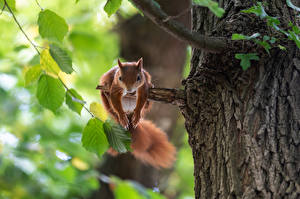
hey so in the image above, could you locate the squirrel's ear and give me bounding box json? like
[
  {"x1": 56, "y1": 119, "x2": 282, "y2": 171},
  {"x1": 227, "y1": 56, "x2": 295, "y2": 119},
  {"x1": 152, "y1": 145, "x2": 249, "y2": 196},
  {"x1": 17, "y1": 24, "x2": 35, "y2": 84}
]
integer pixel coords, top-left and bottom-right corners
[
  {"x1": 136, "y1": 57, "x2": 143, "y2": 70},
  {"x1": 117, "y1": 59, "x2": 123, "y2": 68}
]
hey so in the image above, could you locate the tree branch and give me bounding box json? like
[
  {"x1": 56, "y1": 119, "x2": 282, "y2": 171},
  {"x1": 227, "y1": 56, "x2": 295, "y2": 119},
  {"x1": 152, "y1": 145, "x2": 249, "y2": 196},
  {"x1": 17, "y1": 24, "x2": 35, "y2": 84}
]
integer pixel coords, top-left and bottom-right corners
[
  {"x1": 96, "y1": 85, "x2": 186, "y2": 107},
  {"x1": 130, "y1": 0, "x2": 227, "y2": 52}
]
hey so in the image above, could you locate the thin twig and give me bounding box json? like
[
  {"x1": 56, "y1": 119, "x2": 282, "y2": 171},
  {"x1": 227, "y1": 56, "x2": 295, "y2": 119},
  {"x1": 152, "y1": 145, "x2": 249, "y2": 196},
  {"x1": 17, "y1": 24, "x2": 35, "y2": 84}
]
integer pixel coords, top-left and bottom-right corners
[
  {"x1": 34, "y1": 0, "x2": 44, "y2": 10},
  {"x1": 4, "y1": 0, "x2": 40, "y2": 55},
  {"x1": 0, "y1": 3, "x2": 5, "y2": 15},
  {"x1": 130, "y1": 0, "x2": 227, "y2": 52},
  {"x1": 4, "y1": 0, "x2": 94, "y2": 117}
]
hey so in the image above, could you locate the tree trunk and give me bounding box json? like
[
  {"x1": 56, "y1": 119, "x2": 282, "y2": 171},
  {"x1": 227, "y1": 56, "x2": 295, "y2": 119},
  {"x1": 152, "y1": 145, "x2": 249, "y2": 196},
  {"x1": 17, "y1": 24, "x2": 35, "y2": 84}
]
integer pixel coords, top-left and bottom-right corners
[
  {"x1": 91, "y1": 1, "x2": 190, "y2": 198},
  {"x1": 182, "y1": 0, "x2": 300, "y2": 198}
]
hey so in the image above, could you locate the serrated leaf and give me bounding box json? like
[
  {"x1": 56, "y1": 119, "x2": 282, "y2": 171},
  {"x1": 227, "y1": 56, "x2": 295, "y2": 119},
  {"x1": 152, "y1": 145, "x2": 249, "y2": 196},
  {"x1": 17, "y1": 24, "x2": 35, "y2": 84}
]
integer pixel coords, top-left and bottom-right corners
[
  {"x1": 36, "y1": 74, "x2": 65, "y2": 112},
  {"x1": 81, "y1": 118, "x2": 109, "y2": 157},
  {"x1": 103, "y1": 121, "x2": 131, "y2": 153},
  {"x1": 286, "y1": 0, "x2": 300, "y2": 12},
  {"x1": 104, "y1": 0, "x2": 122, "y2": 17},
  {"x1": 90, "y1": 102, "x2": 108, "y2": 121},
  {"x1": 24, "y1": 65, "x2": 42, "y2": 87},
  {"x1": 66, "y1": 89, "x2": 84, "y2": 115},
  {"x1": 38, "y1": 9, "x2": 68, "y2": 42},
  {"x1": 0, "y1": 0, "x2": 16, "y2": 12},
  {"x1": 235, "y1": 53, "x2": 260, "y2": 71},
  {"x1": 193, "y1": 0, "x2": 224, "y2": 17},
  {"x1": 49, "y1": 44, "x2": 73, "y2": 74},
  {"x1": 40, "y1": 49, "x2": 61, "y2": 77}
]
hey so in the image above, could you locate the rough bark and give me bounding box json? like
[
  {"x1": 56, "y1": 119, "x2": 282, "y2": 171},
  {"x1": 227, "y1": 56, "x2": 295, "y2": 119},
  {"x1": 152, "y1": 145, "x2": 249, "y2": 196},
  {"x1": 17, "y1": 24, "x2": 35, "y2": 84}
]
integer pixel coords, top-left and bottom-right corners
[
  {"x1": 182, "y1": 0, "x2": 300, "y2": 198},
  {"x1": 91, "y1": 0, "x2": 190, "y2": 198}
]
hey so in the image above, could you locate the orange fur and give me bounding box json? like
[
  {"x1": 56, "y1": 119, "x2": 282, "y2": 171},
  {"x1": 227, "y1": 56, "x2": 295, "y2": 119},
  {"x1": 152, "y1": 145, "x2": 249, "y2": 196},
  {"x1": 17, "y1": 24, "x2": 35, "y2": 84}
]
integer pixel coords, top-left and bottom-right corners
[{"x1": 131, "y1": 120, "x2": 176, "y2": 169}]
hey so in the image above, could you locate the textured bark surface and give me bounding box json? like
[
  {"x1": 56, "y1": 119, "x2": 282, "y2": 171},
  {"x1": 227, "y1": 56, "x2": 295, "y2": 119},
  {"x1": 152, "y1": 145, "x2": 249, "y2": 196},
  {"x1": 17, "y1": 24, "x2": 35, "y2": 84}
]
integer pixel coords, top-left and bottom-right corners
[
  {"x1": 91, "y1": 0, "x2": 190, "y2": 198},
  {"x1": 182, "y1": 0, "x2": 300, "y2": 198}
]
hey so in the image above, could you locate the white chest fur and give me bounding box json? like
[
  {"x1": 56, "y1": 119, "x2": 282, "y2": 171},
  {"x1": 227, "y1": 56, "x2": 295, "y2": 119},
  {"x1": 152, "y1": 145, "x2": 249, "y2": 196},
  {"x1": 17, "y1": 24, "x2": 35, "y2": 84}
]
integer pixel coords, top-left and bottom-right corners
[{"x1": 122, "y1": 97, "x2": 136, "y2": 113}]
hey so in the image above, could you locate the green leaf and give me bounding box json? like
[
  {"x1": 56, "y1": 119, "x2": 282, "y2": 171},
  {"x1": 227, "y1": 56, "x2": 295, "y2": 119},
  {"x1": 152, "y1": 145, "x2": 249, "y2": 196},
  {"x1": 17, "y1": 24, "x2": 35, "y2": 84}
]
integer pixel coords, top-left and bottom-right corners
[
  {"x1": 111, "y1": 177, "x2": 166, "y2": 199},
  {"x1": 263, "y1": 35, "x2": 270, "y2": 41},
  {"x1": 104, "y1": 0, "x2": 122, "y2": 17},
  {"x1": 147, "y1": 190, "x2": 166, "y2": 199},
  {"x1": 38, "y1": 9, "x2": 68, "y2": 42},
  {"x1": 49, "y1": 44, "x2": 73, "y2": 74},
  {"x1": 270, "y1": 37, "x2": 277, "y2": 44},
  {"x1": 66, "y1": 89, "x2": 84, "y2": 115},
  {"x1": 292, "y1": 24, "x2": 300, "y2": 34},
  {"x1": 90, "y1": 102, "x2": 108, "y2": 121},
  {"x1": 286, "y1": 0, "x2": 300, "y2": 12},
  {"x1": 114, "y1": 181, "x2": 143, "y2": 199},
  {"x1": 36, "y1": 74, "x2": 65, "y2": 112},
  {"x1": 242, "y1": 2, "x2": 267, "y2": 19},
  {"x1": 266, "y1": 16, "x2": 281, "y2": 31},
  {"x1": 287, "y1": 30, "x2": 300, "y2": 48},
  {"x1": 232, "y1": 33, "x2": 260, "y2": 40},
  {"x1": 193, "y1": 0, "x2": 224, "y2": 17},
  {"x1": 29, "y1": 54, "x2": 40, "y2": 65},
  {"x1": 103, "y1": 121, "x2": 131, "y2": 153},
  {"x1": 24, "y1": 65, "x2": 42, "y2": 87},
  {"x1": 0, "y1": 0, "x2": 16, "y2": 12},
  {"x1": 232, "y1": 33, "x2": 246, "y2": 40},
  {"x1": 14, "y1": 45, "x2": 29, "y2": 52},
  {"x1": 81, "y1": 118, "x2": 109, "y2": 157},
  {"x1": 278, "y1": 45, "x2": 286, "y2": 50},
  {"x1": 235, "y1": 53, "x2": 260, "y2": 71},
  {"x1": 40, "y1": 49, "x2": 61, "y2": 77},
  {"x1": 255, "y1": 40, "x2": 271, "y2": 54}
]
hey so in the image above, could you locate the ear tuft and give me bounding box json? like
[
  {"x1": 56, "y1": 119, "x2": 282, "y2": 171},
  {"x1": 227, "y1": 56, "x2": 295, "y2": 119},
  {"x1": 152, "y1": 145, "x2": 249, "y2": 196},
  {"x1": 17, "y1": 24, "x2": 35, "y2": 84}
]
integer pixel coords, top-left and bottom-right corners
[
  {"x1": 117, "y1": 59, "x2": 123, "y2": 68},
  {"x1": 136, "y1": 57, "x2": 143, "y2": 69}
]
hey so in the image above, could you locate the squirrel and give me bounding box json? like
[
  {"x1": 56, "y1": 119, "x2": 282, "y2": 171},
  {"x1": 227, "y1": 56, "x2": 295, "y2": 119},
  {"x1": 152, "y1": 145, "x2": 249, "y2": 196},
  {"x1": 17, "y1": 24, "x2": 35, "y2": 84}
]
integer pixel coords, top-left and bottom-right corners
[{"x1": 99, "y1": 58, "x2": 176, "y2": 168}]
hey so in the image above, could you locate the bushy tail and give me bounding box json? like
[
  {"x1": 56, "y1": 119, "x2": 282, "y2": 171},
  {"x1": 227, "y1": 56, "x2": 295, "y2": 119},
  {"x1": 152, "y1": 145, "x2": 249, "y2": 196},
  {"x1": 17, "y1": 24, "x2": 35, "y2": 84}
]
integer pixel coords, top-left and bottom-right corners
[{"x1": 130, "y1": 120, "x2": 176, "y2": 169}]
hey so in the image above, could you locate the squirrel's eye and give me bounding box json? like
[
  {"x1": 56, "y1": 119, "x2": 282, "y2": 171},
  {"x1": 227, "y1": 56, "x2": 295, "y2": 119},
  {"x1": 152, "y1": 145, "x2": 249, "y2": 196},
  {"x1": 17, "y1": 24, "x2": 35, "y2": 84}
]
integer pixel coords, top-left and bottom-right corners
[
  {"x1": 137, "y1": 75, "x2": 141, "y2": 81},
  {"x1": 119, "y1": 76, "x2": 122, "y2": 81}
]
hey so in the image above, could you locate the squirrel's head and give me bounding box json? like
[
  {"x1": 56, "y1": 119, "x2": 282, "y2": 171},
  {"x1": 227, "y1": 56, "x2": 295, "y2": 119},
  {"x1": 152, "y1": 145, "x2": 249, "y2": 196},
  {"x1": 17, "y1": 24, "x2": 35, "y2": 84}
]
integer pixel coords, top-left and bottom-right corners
[{"x1": 117, "y1": 58, "x2": 145, "y2": 94}]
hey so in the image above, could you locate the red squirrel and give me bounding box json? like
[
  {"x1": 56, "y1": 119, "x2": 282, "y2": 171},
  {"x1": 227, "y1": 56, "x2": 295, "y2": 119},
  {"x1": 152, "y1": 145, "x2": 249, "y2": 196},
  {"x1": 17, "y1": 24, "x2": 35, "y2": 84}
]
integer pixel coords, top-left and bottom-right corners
[{"x1": 99, "y1": 58, "x2": 176, "y2": 168}]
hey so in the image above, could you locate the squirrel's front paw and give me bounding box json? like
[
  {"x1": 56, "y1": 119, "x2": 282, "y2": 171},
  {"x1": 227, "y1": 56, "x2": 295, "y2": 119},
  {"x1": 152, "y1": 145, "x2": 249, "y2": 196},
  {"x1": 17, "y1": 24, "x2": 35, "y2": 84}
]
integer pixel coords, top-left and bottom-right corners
[
  {"x1": 119, "y1": 114, "x2": 129, "y2": 130},
  {"x1": 132, "y1": 111, "x2": 141, "y2": 128}
]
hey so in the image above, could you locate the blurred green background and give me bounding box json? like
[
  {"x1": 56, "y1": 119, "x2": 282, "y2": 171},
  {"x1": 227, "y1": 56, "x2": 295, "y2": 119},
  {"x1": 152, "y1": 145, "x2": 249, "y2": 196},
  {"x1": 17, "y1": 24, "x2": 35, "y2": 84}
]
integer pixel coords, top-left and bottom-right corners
[{"x1": 0, "y1": 0, "x2": 193, "y2": 198}]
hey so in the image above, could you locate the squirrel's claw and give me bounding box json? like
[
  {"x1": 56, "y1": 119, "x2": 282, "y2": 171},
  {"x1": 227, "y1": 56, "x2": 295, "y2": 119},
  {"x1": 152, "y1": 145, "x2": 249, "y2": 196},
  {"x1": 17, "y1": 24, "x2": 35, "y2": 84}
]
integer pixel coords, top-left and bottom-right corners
[
  {"x1": 119, "y1": 114, "x2": 129, "y2": 130},
  {"x1": 132, "y1": 111, "x2": 141, "y2": 129}
]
